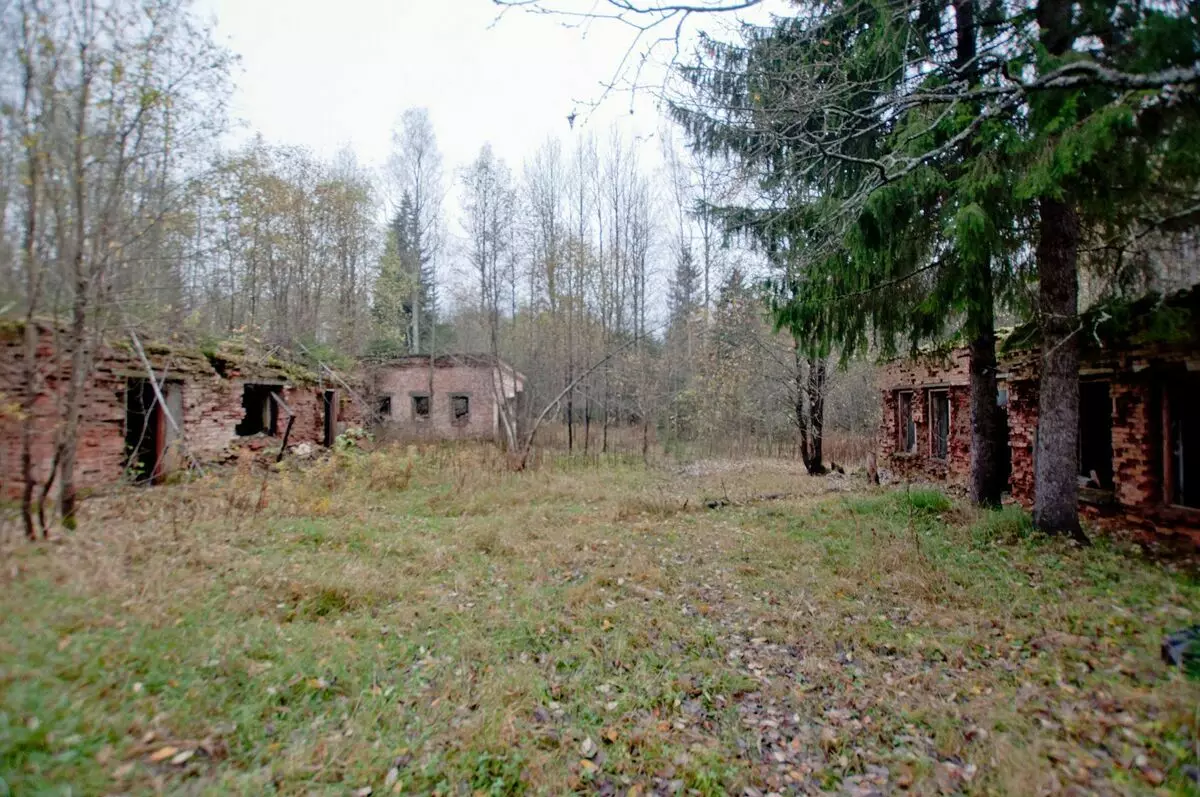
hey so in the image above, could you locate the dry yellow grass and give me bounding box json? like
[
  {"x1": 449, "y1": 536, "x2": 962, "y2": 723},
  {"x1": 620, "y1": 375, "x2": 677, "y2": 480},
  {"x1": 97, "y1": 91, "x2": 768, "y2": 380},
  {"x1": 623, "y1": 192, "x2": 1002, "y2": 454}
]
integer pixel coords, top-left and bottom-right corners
[{"x1": 1, "y1": 445, "x2": 1197, "y2": 795}]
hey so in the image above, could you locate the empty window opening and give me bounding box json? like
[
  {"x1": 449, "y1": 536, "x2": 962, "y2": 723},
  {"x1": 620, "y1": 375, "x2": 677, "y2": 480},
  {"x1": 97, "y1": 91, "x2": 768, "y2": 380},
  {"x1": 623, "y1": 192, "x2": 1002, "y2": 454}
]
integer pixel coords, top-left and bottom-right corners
[
  {"x1": 896, "y1": 391, "x2": 916, "y2": 453},
  {"x1": 451, "y1": 394, "x2": 470, "y2": 425},
  {"x1": 1168, "y1": 375, "x2": 1199, "y2": 508},
  {"x1": 236, "y1": 384, "x2": 281, "y2": 436},
  {"x1": 377, "y1": 395, "x2": 392, "y2": 418},
  {"x1": 412, "y1": 394, "x2": 430, "y2": 420},
  {"x1": 1079, "y1": 381, "x2": 1114, "y2": 490},
  {"x1": 929, "y1": 390, "x2": 950, "y2": 461},
  {"x1": 124, "y1": 379, "x2": 181, "y2": 484}
]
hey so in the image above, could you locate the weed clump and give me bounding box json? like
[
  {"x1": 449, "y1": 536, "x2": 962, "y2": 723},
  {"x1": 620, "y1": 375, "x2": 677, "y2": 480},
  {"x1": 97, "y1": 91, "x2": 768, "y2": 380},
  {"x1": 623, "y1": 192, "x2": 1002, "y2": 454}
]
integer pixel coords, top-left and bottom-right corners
[{"x1": 972, "y1": 505, "x2": 1035, "y2": 544}]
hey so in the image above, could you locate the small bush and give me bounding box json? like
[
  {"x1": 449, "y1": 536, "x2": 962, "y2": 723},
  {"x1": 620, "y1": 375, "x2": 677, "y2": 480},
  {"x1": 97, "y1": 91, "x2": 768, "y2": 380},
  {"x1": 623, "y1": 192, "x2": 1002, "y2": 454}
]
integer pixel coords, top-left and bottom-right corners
[
  {"x1": 290, "y1": 584, "x2": 354, "y2": 619},
  {"x1": 366, "y1": 455, "x2": 413, "y2": 492}
]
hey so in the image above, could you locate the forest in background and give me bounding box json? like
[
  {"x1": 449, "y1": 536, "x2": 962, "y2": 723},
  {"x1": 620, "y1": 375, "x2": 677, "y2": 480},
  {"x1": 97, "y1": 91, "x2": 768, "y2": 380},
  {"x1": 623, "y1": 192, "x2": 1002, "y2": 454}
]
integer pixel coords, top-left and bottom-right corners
[
  {"x1": 0, "y1": 0, "x2": 879, "y2": 502},
  {"x1": 2, "y1": 0, "x2": 1197, "y2": 536}
]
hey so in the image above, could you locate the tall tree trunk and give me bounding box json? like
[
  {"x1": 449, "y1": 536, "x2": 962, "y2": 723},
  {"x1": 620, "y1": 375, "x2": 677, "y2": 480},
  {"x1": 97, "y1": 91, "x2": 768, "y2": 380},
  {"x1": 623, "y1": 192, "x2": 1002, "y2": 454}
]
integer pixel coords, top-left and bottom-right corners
[
  {"x1": 59, "y1": 69, "x2": 92, "y2": 530},
  {"x1": 953, "y1": 0, "x2": 1005, "y2": 507},
  {"x1": 1033, "y1": 0, "x2": 1085, "y2": 539},
  {"x1": 58, "y1": 280, "x2": 90, "y2": 529},
  {"x1": 1033, "y1": 198, "x2": 1084, "y2": 537},
  {"x1": 19, "y1": 36, "x2": 40, "y2": 540},
  {"x1": 968, "y1": 330, "x2": 1003, "y2": 505},
  {"x1": 968, "y1": 268, "x2": 1004, "y2": 506},
  {"x1": 804, "y1": 355, "x2": 827, "y2": 475}
]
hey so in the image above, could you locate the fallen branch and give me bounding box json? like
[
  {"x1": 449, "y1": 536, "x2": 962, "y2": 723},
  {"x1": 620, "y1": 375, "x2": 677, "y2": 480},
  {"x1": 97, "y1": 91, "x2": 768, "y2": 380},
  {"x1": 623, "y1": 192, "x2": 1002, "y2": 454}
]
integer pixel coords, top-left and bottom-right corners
[
  {"x1": 128, "y1": 329, "x2": 206, "y2": 478},
  {"x1": 704, "y1": 492, "x2": 789, "y2": 510}
]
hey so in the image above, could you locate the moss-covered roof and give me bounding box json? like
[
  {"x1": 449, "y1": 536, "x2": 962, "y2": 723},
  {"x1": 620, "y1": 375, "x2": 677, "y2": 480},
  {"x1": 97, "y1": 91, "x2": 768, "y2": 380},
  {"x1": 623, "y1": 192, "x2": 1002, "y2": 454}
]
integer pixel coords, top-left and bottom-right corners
[
  {"x1": 1002, "y1": 284, "x2": 1200, "y2": 355},
  {"x1": 0, "y1": 315, "x2": 323, "y2": 384}
]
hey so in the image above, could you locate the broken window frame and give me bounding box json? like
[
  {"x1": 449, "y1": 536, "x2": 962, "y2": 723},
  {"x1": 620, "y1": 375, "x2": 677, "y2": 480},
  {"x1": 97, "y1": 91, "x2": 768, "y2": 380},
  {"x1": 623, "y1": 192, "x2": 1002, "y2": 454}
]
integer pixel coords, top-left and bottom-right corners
[
  {"x1": 1164, "y1": 374, "x2": 1199, "y2": 510},
  {"x1": 377, "y1": 395, "x2": 393, "y2": 418},
  {"x1": 450, "y1": 393, "x2": 471, "y2": 426},
  {"x1": 411, "y1": 392, "x2": 431, "y2": 421},
  {"x1": 1078, "y1": 380, "x2": 1114, "y2": 492},
  {"x1": 896, "y1": 390, "x2": 917, "y2": 454},
  {"x1": 124, "y1": 377, "x2": 183, "y2": 484},
  {"x1": 236, "y1": 383, "x2": 283, "y2": 437},
  {"x1": 928, "y1": 389, "x2": 950, "y2": 462}
]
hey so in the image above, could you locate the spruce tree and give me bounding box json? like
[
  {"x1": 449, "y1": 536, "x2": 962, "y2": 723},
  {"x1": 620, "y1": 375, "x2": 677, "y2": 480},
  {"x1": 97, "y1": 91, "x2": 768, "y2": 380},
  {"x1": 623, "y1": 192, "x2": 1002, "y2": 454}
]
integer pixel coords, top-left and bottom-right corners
[
  {"x1": 668, "y1": 244, "x2": 701, "y2": 328},
  {"x1": 671, "y1": 0, "x2": 1199, "y2": 527}
]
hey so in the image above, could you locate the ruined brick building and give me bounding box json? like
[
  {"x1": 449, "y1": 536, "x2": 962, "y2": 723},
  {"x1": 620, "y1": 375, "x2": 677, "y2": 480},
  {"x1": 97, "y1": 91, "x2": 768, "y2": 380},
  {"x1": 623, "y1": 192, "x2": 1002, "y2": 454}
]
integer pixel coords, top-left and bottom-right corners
[
  {"x1": 0, "y1": 322, "x2": 363, "y2": 498},
  {"x1": 878, "y1": 285, "x2": 1200, "y2": 527},
  {"x1": 368, "y1": 354, "x2": 525, "y2": 442},
  {"x1": 0, "y1": 331, "x2": 527, "y2": 499}
]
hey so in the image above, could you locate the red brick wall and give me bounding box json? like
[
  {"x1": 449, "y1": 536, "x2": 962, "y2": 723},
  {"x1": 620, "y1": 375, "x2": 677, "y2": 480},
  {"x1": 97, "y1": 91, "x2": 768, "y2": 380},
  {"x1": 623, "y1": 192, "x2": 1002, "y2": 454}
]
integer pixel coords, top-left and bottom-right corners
[
  {"x1": 1006, "y1": 378, "x2": 1038, "y2": 507},
  {"x1": 877, "y1": 349, "x2": 972, "y2": 485},
  {"x1": 0, "y1": 325, "x2": 350, "y2": 499},
  {"x1": 1111, "y1": 381, "x2": 1160, "y2": 510},
  {"x1": 372, "y1": 362, "x2": 501, "y2": 441}
]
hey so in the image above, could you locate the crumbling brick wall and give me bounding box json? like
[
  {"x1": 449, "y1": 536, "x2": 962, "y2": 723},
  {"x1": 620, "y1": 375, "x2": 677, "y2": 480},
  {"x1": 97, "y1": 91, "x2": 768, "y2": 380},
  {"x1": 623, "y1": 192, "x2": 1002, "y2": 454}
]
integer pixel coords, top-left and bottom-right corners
[
  {"x1": 1005, "y1": 377, "x2": 1038, "y2": 507},
  {"x1": 888, "y1": 337, "x2": 1199, "y2": 531},
  {"x1": 0, "y1": 323, "x2": 357, "y2": 499},
  {"x1": 372, "y1": 359, "x2": 503, "y2": 441},
  {"x1": 877, "y1": 348, "x2": 973, "y2": 486},
  {"x1": 1111, "y1": 380, "x2": 1159, "y2": 510}
]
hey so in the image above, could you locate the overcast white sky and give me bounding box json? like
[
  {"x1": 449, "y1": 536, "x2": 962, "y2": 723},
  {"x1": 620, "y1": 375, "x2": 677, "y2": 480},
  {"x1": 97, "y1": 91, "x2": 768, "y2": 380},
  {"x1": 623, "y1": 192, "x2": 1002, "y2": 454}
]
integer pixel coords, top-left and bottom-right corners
[
  {"x1": 197, "y1": 0, "x2": 778, "y2": 308},
  {"x1": 202, "y1": 0, "x2": 683, "y2": 174}
]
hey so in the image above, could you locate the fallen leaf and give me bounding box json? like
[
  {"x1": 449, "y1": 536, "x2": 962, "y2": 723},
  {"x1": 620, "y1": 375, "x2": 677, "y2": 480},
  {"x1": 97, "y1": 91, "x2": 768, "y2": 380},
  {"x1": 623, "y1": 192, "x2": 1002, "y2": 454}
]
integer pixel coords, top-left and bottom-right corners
[
  {"x1": 170, "y1": 749, "x2": 195, "y2": 766},
  {"x1": 579, "y1": 759, "x2": 597, "y2": 773},
  {"x1": 1141, "y1": 768, "x2": 1165, "y2": 786},
  {"x1": 385, "y1": 766, "x2": 399, "y2": 787},
  {"x1": 580, "y1": 736, "x2": 598, "y2": 758},
  {"x1": 149, "y1": 746, "x2": 179, "y2": 763},
  {"x1": 602, "y1": 727, "x2": 619, "y2": 743}
]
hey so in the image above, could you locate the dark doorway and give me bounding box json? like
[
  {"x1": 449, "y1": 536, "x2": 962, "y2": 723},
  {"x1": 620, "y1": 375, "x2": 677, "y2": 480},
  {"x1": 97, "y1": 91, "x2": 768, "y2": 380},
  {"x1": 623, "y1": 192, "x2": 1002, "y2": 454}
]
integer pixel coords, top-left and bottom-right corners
[
  {"x1": 125, "y1": 379, "x2": 182, "y2": 484},
  {"x1": 125, "y1": 379, "x2": 160, "y2": 483},
  {"x1": 236, "y1": 384, "x2": 281, "y2": 436},
  {"x1": 1079, "y1": 381, "x2": 1114, "y2": 490},
  {"x1": 323, "y1": 390, "x2": 336, "y2": 447},
  {"x1": 1168, "y1": 374, "x2": 1200, "y2": 508}
]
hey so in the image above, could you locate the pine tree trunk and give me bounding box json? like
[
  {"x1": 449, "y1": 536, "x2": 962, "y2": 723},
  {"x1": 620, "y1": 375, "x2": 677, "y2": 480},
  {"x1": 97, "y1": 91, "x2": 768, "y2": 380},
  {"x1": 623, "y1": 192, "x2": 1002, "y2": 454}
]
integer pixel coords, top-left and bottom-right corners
[
  {"x1": 1032, "y1": 0, "x2": 1086, "y2": 540},
  {"x1": 968, "y1": 332, "x2": 1003, "y2": 506},
  {"x1": 967, "y1": 273, "x2": 1003, "y2": 506},
  {"x1": 805, "y1": 356, "x2": 827, "y2": 475},
  {"x1": 1033, "y1": 198, "x2": 1085, "y2": 538}
]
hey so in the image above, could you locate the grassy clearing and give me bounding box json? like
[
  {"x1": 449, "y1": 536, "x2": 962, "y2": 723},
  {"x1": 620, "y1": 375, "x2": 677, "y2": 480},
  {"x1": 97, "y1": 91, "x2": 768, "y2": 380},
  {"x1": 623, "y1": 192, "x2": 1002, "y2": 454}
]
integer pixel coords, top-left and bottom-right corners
[{"x1": 1, "y1": 447, "x2": 1198, "y2": 795}]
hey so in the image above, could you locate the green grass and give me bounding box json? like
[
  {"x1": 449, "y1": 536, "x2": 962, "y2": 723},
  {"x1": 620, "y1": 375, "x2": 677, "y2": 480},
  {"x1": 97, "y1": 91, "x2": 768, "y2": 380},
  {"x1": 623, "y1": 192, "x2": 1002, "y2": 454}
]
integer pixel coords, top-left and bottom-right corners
[{"x1": 1, "y1": 447, "x2": 1198, "y2": 795}]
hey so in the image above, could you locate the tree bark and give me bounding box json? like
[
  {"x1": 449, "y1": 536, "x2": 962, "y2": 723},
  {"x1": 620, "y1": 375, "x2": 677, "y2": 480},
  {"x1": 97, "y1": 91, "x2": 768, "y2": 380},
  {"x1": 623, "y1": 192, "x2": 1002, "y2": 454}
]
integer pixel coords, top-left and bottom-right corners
[
  {"x1": 967, "y1": 271, "x2": 1004, "y2": 506},
  {"x1": 1032, "y1": 0, "x2": 1086, "y2": 539},
  {"x1": 1033, "y1": 197, "x2": 1085, "y2": 538},
  {"x1": 58, "y1": 65, "x2": 93, "y2": 530},
  {"x1": 804, "y1": 356, "x2": 827, "y2": 475},
  {"x1": 19, "y1": 31, "x2": 40, "y2": 540},
  {"x1": 968, "y1": 330, "x2": 1003, "y2": 505}
]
